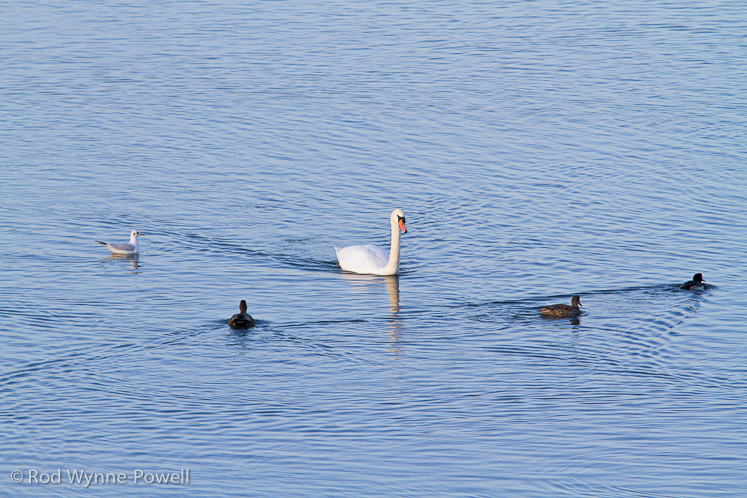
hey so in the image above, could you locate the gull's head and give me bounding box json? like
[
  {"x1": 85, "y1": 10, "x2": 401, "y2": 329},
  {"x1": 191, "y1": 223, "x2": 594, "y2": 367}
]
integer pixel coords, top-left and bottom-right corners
[
  {"x1": 131, "y1": 230, "x2": 144, "y2": 238},
  {"x1": 391, "y1": 209, "x2": 407, "y2": 234}
]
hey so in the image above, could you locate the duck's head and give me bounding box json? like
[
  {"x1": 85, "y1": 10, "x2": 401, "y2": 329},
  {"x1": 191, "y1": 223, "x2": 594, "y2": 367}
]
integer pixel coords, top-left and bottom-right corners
[
  {"x1": 571, "y1": 295, "x2": 582, "y2": 308},
  {"x1": 239, "y1": 300, "x2": 247, "y2": 314},
  {"x1": 391, "y1": 209, "x2": 407, "y2": 234},
  {"x1": 693, "y1": 273, "x2": 704, "y2": 283}
]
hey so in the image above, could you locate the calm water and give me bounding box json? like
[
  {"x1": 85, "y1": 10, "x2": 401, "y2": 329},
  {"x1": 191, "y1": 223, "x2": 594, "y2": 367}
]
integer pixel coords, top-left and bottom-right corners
[{"x1": 2, "y1": 1, "x2": 747, "y2": 496}]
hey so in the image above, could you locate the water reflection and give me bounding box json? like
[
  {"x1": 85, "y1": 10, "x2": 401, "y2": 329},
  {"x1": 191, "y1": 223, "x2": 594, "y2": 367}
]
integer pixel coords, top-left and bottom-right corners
[
  {"x1": 539, "y1": 313, "x2": 581, "y2": 326},
  {"x1": 103, "y1": 253, "x2": 141, "y2": 272},
  {"x1": 339, "y1": 273, "x2": 402, "y2": 347},
  {"x1": 384, "y1": 275, "x2": 400, "y2": 315}
]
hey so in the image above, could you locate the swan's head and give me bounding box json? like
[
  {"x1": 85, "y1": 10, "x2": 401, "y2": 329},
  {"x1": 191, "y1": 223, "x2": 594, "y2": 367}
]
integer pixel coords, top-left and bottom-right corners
[
  {"x1": 391, "y1": 209, "x2": 407, "y2": 234},
  {"x1": 571, "y1": 295, "x2": 582, "y2": 308}
]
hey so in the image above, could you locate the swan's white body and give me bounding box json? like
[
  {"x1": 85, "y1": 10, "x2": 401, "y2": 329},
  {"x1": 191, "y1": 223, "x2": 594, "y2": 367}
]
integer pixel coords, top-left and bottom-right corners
[
  {"x1": 97, "y1": 230, "x2": 143, "y2": 255},
  {"x1": 335, "y1": 209, "x2": 407, "y2": 276}
]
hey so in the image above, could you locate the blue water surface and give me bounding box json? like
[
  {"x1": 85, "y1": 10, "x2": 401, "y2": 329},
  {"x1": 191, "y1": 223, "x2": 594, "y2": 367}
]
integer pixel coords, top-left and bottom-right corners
[{"x1": 1, "y1": 1, "x2": 746, "y2": 496}]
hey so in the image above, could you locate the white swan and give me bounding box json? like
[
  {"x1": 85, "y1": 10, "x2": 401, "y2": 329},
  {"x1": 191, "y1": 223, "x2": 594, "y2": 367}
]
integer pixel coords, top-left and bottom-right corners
[{"x1": 335, "y1": 209, "x2": 407, "y2": 275}]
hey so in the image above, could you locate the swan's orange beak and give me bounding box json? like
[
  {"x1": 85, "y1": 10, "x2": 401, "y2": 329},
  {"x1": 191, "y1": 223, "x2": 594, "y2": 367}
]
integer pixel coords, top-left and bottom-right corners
[{"x1": 399, "y1": 219, "x2": 407, "y2": 233}]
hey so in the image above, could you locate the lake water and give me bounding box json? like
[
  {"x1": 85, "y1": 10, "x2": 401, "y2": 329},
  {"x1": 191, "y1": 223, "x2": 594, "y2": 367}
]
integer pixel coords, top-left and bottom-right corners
[{"x1": 2, "y1": 1, "x2": 746, "y2": 496}]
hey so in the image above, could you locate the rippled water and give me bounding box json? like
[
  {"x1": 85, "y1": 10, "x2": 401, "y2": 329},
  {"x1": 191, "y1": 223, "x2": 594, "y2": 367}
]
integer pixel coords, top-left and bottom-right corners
[{"x1": 2, "y1": 1, "x2": 746, "y2": 496}]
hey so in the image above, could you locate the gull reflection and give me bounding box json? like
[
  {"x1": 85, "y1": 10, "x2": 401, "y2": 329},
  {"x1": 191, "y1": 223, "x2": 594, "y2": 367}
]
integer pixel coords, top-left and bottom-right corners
[
  {"x1": 103, "y1": 253, "x2": 141, "y2": 271},
  {"x1": 339, "y1": 273, "x2": 402, "y2": 349}
]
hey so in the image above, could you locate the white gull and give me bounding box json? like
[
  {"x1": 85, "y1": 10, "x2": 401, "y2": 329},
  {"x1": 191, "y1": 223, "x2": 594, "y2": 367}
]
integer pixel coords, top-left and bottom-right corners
[{"x1": 96, "y1": 230, "x2": 144, "y2": 255}]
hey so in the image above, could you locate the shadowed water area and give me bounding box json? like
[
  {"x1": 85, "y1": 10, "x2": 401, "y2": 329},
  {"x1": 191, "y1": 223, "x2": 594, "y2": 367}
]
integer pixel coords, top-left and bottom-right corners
[{"x1": 1, "y1": 1, "x2": 746, "y2": 496}]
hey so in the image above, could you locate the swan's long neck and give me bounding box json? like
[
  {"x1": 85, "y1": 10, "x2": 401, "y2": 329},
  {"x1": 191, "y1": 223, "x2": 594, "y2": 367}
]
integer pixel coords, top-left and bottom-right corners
[{"x1": 383, "y1": 220, "x2": 401, "y2": 275}]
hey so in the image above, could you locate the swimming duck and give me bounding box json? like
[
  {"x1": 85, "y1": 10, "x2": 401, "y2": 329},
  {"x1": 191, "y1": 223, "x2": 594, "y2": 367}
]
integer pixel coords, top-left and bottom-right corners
[
  {"x1": 540, "y1": 295, "x2": 582, "y2": 317},
  {"x1": 681, "y1": 273, "x2": 706, "y2": 290},
  {"x1": 228, "y1": 300, "x2": 255, "y2": 329},
  {"x1": 97, "y1": 230, "x2": 144, "y2": 255}
]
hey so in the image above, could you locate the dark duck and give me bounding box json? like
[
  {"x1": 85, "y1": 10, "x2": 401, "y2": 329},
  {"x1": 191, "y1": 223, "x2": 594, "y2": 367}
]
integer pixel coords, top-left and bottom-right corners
[
  {"x1": 228, "y1": 300, "x2": 255, "y2": 329},
  {"x1": 541, "y1": 295, "x2": 582, "y2": 317},
  {"x1": 681, "y1": 273, "x2": 706, "y2": 290}
]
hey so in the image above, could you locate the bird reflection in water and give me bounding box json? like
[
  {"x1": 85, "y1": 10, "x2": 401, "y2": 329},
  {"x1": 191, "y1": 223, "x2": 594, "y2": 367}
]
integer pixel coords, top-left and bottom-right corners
[
  {"x1": 339, "y1": 273, "x2": 402, "y2": 352},
  {"x1": 104, "y1": 253, "x2": 141, "y2": 272}
]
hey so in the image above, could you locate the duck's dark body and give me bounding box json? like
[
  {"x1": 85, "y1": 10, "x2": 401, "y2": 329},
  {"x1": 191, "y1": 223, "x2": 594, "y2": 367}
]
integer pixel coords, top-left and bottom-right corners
[
  {"x1": 229, "y1": 300, "x2": 255, "y2": 329},
  {"x1": 681, "y1": 273, "x2": 705, "y2": 290},
  {"x1": 229, "y1": 313, "x2": 255, "y2": 329},
  {"x1": 541, "y1": 295, "x2": 582, "y2": 317}
]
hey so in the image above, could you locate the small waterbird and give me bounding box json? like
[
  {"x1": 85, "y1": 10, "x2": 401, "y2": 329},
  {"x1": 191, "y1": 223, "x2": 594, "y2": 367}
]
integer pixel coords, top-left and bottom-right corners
[
  {"x1": 96, "y1": 230, "x2": 143, "y2": 255},
  {"x1": 229, "y1": 300, "x2": 256, "y2": 329},
  {"x1": 540, "y1": 295, "x2": 583, "y2": 317}
]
